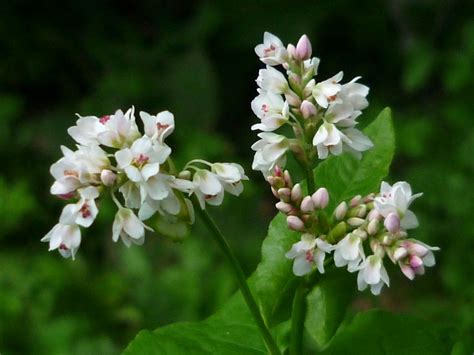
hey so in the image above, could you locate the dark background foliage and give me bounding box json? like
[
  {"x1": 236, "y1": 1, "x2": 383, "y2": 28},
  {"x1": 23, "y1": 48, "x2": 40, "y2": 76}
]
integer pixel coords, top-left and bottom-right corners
[{"x1": 0, "y1": 0, "x2": 472, "y2": 353}]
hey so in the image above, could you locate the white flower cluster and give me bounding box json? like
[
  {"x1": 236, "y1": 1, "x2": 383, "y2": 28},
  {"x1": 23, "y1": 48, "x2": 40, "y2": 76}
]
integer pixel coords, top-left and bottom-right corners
[
  {"x1": 282, "y1": 178, "x2": 438, "y2": 295},
  {"x1": 251, "y1": 32, "x2": 373, "y2": 175},
  {"x1": 43, "y1": 108, "x2": 247, "y2": 259}
]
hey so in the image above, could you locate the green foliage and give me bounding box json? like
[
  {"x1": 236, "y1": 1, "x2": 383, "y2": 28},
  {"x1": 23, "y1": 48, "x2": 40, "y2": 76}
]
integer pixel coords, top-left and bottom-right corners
[{"x1": 320, "y1": 310, "x2": 453, "y2": 355}]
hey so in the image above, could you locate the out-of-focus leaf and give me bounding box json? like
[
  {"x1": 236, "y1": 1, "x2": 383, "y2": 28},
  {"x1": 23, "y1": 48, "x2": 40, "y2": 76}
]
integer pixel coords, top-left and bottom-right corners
[{"x1": 320, "y1": 310, "x2": 453, "y2": 354}]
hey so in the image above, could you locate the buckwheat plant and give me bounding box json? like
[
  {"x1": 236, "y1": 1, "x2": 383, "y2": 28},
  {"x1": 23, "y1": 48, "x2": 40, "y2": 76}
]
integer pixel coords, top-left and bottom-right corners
[{"x1": 43, "y1": 32, "x2": 444, "y2": 355}]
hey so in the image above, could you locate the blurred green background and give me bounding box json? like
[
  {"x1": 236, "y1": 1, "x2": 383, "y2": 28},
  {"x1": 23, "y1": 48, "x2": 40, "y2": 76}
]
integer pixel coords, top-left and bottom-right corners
[{"x1": 0, "y1": 1, "x2": 473, "y2": 353}]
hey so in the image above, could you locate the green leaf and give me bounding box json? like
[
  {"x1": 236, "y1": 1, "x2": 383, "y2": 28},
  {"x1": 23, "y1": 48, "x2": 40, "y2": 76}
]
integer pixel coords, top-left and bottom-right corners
[
  {"x1": 315, "y1": 107, "x2": 395, "y2": 212},
  {"x1": 304, "y1": 268, "x2": 354, "y2": 350},
  {"x1": 255, "y1": 213, "x2": 300, "y2": 325},
  {"x1": 320, "y1": 310, "x2": 453, "y2": 355}
]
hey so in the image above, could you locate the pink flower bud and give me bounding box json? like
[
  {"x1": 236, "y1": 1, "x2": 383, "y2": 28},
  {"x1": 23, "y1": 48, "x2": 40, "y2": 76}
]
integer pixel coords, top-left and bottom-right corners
[
  {"x1": 278, "y1": 187, "x2": 291, "y2": 202},
  {"x1": 285, "y1": 91, "x2": 302, "y2": 107},
  {"x1": 287, "y1": 215, "x2": 305, "y2": 231},
  {"x1": 295, "y1": 34, "x2": 312, "y2": 60},
  {"x1": 300, "y1": 100, "x2": 316, "y2": 119},
  {"x1": 367, "y1": 219, "x2": 379, "y2": 235},
  {"x1": 384, "y1": 212, "x2": 400, "y2": 233},
  {"x1": 291, "y1": 184, "x2": 303, "y2": 203},
  {"x1": 393, "y1": 247, "x2": 408, "y2": 261},
  {"x1": 276, "y1": 201, "x2": 293, "y2": 214},
  {"x1": 409, "y1": 255, "x2": 423, "y2": 269},
  {"x1": 274, "y1": 165, "x2": 283, "y2": 177},
  {"x1": 271, "y1": 187, "x2": 279, "y2": 199},
  {"x1": 101, "y1": 169, "x2": 117, "y2": 186},
  {"x1": 407, "y1": 242, "x2": 429, "y2": 257},
  {"x1": 334, "y1": 201, "x2": 348, "y2": 220},
  {"x1": 367, "y1": 209, "x2": 381, "y2": 221},
  {"x1": 283, "y1": 170, "x2": 293, "y2": 187},
  {"x1": 312, "y1": 187, "x2": 329, "y2": 209},
  {"x1": 300, "y1": 196, "x2": 314, "y2": 213},
  {"x1": 350, "y1": 195, "x2": 362, "y2": 208}
]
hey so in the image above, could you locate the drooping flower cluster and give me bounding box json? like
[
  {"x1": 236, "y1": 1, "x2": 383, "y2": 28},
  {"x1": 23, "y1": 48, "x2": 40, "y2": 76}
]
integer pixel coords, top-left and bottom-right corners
[
  {"x1": 251, "y1": 32, "x2": 373, "y2": 175},
  {"x1": 271, "y1": 169, "x2": 439, "y2": 295},
  {"x1": 43, "y1": 108, "x2": 247, "y2": 258}
]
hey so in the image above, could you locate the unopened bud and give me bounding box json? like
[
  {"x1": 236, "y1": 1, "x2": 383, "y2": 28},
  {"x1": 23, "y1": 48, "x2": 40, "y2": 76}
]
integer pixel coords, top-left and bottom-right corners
[
  {"x1": 283, "y1": 170, "x2": 293, "y2": 188},
  {"x1": 363, "y1": 193, "x2": 375, "y2": 203},
  {"x1": 300, "y1": 100, "x2": 316, "y2": 119},
  {"x1": 367, "y1": 219, "x2": 379, "y2": 235},
  {"x1": 303, "y1": 79, "x2": 315, "y2": 97},
  {"x1": 295, "y1": 34, "x2": 312, "y2": 60},
  {"x1": 367, "y1": 209, "x2": 381, "y2": 221},
  {"x1": 384, "y1": 212, "x2": 400, "y2": 234},
  {"x1": 276, "y1": 201, "x2": 293, "y2": 214},
  {"x1": 350, "y1": 195, "x2": 362, "y2": 208},
  {"x1": 393, "y1": 247, "x2": 408, "y2": 261},
  {"x1": 291, "y1": 184, "x2": 303, "y2": 204},
  {"x1": 274, "y1": 165, "x2": 283, "y2": 177},
  {"x1": 287, "y1": 215, "x2": 305, "y2": 231},
  {"x1": 356, "y1": 204, "x2": 367, "y2": 218},
  {"x1": 267, "y1": 176, "x2": 276, "y2": 186},
  {"x1": 353, "y1": 228, "x2": 367, "y2": 240},
  {"x1": 347, "y1": 217, "x2": 365, "y2": 227},
  {"x1": 178, "y1": 170, "x2": 191, "y2": 180},
  {"x1": 285, "y1": 91, "x2": 302, "y2": 107},
  {"x1": 407, "y1": 242, "x2": 429, "y2": 257},
  {"x1": 311, "y1": 187, "x2": 329, "y2": 209},
  {"x1": 271, "y1": 187, "x2": 279, "y2": 199},
  {"x1": 334, "y1": 201, "x2": 348, "y2": 220},
  {"x1": 327, "y1": 222, "x2": 347, "y2": 243},
  {"x1": 101, "y1": 169, "x2": 117, "y2": 186},
  {"x1": 278, "y1": 187, "x2": 291, "y2": 202},
  {"x1": 409, "y1": 255, "x2": 423, "y2": 269},
  {"x1": 300, "y1": 196, "x2": 314, "y2": 213},
  {"x1": 287, "y1": 44, "x2": 296, "y2": 58}
]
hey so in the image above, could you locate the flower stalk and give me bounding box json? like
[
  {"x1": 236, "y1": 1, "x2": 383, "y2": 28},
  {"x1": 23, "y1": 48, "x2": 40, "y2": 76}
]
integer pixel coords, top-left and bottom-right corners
[{"x1": 192, "y1": 198, "x2": 281, "y2": 355}]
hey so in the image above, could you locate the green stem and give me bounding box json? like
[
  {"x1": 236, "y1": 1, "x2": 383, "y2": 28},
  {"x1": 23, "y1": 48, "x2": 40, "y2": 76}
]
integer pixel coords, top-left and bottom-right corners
[
  {"x1": 290, "y1": 281, "x2": 309, "y2": 355},
  {"x1": 306, "y1": 166, "x2": 316, "y2": 195},
  {"x1": 193, "y1": 201, "x2": 281, "y2": 355}
]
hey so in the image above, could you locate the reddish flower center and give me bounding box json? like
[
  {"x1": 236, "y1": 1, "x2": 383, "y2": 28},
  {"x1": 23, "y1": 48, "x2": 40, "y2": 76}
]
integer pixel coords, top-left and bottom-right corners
[
  {"x1": 133, "y1": 154, "x2": 149, "y2": 167},
  {"x1": 59, "y1": 244, "x2": 69, "y2": 251},
  {"x1": 99, "y1": 115, "x2": 111, "y2": 124},
  {"x1": 305, "y1": 250, "x2": 314, "y2": 263},
  {"x1": 261, "y1": 104, "x2": 269, "y2": 113},
  {"x1": 80, "y1": 202, "x2": 91, "y2": 218}
]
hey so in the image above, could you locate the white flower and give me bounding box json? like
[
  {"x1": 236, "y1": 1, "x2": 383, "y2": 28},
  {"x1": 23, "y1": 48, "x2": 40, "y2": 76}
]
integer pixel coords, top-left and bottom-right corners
[
  {"x1": 393, "y1": 240, "x2": 440, "y2": 280},
  {"x1": 312, "y1": 104, "x2": 372, "y2": 159},
  {"x1": 256, "y1": 66, "x2": 288, "y2": 94},
  {"x1": 59, "y1": 186, "x2": 100, "y2": 227},
  {"x1": 137, "y1": 176, "x2": 195, "y2": 220},
  {"x1": 41, "y1": 223, "x2": 81, "y2": 259},
  {"x1": 50, "y1": 145, "x2": 109, "y2": 196},
  {"x1": 334, "y1": 232, "x2": 366, "y2": 272},
  {"x1": 312, "y1": 72, "x2": 343, "y2": 108},
  {"x1": 374, "y1": 181, "x2": 422, "y2": 230},
  {"x1": 285, "y1": 234, "x2": 335, "y2": 276},
  {"x1": 112, "y1": 208, "x2": 152, "y2": 247},
  {"x1": 67, "y1": 114, "x2": 106, "y2": 146},
  {"x1": 303, "y1": 57, "x2": 320, "y2": 76},
  {"x1": 356, "y1": 255, "x2": 390, "y2": 295},
  {"x1": 140, "y1": 110, "x2": 175, "y2": 143},
  {"x1": 250, "y1": 89, "x2": 289, "y2": 131},
  {"x1": 211, "y1": 163, "x2": 248, "y2": 196},
  {"x1": 254, "y1": 32, "x2": 287, "y2": 66},
  {"x1": 192, "y1": 170, "x2": 224, "y2": 209},
  {"x1": 251, "y1": 133, "x2": 289, "y2": 175},
  {"x1": 97, "y1": 107, "x2": 140, "y2": 148},
  {"x1": 115, "y1": 136, "x2": 171, "y2": 183},
  {"x1": 338, "y1": 77, "x2": 369, "y2": 111}
]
